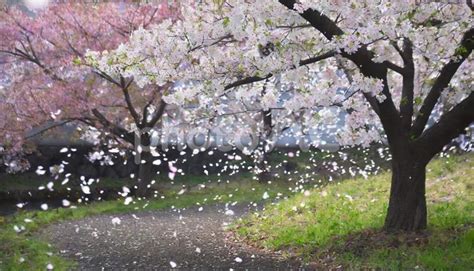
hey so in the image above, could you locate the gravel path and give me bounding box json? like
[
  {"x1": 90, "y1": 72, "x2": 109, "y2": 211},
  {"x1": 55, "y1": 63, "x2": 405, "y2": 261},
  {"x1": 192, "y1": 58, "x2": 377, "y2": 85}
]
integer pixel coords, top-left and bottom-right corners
[{"x1": 40, "y1": 204, "x2": 305, "y2": 270}]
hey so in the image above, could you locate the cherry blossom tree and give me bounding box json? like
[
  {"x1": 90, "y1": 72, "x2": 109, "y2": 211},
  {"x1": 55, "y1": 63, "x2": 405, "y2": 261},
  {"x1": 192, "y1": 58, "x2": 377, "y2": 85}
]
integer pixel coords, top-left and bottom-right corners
[
  {"x1": 0, "y1": 1, "x2": 176, "y2": 196},
  {"x1": 91, "y1": 0, "x2": 473, "y2": 231}
]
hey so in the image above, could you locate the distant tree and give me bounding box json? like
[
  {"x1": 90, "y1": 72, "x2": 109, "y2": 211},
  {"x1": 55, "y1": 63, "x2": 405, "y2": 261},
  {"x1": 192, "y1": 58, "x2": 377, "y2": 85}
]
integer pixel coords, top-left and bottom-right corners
[{"x1": 0, "y1": 1, "x2": 176, "y2": 196}]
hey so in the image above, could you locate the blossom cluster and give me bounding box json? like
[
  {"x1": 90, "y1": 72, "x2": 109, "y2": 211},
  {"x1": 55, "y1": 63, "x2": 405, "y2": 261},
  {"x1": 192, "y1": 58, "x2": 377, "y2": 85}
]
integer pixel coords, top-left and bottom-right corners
[{"x1": 87, "y1": 0, "x2": 472, "y2": 147}]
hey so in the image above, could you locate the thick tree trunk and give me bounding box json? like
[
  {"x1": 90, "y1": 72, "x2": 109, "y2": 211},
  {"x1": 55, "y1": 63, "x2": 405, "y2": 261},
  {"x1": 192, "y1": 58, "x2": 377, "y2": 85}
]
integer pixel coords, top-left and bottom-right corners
[
  {"x1": 136, "y1": 150, "x2": 153, "y2": 197},
  {"x1": 135, "y1": 134, "x2": 153, "y2": 198},
  {"x1": 384, "y1": 156, "x2": 428, "y2": 231}
]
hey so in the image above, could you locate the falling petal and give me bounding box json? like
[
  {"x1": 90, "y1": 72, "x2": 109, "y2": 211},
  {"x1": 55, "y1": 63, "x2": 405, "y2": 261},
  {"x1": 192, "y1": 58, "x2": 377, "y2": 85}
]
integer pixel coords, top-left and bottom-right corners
[
  {"x1": 124, "y1": 197, "x2": 133, "y2": 205},
  {"x1": 36, "y1": 167, "x2": 46, "y2": 175},
  {"x1": 168, "y1": 162, "x2": 177, "y2": 172},
  {"x1": 81, "y1": 185, "x2": 91, "y2": 195},
  {"x1": 169, "y1": 172, "x2": 176, "y2": 180},
  {"x1": 62, "y1": 199, "x2": 71, "y2": 207},
  {"x1": 111, "y1": 217, "x2": 121, "y2": 225}
]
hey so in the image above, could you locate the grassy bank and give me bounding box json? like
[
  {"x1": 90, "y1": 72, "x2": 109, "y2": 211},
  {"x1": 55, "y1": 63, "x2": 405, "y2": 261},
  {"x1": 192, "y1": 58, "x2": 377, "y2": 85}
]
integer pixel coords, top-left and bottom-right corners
[{"x1": 234, "y1": 153, "x2": 474, "y2": 269}]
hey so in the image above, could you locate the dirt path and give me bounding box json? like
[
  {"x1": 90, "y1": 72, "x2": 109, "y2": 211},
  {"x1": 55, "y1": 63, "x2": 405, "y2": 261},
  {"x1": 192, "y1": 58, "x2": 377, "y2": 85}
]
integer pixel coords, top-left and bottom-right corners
[{"x1": 41, "y1": 204, "x2": 304, "y2": 270}]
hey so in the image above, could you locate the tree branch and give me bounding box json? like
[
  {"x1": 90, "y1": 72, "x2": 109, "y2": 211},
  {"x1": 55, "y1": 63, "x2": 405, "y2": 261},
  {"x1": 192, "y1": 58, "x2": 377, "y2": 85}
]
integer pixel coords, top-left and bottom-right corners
[
  {"x1": 278, "y1": 0, "x2": 402, "y2": 138},
  {"x1": 399, "y1": 38, "x2": 415, "y2": 130},
  {"x1": 142, "y1": 93, "x2": 157, "y2": 125},
  {"x1": 299, "y1": 50, "x2": 336, "y2": 66},
  {"x1": 415, "y1": 92, "x2": 474, "y2": 163},
  {"x1": 411, "y1": 28, "x2": 473, "y2": 137},
  {"x1": 148, "y1": 100, "x2": 167, "y2": 127},
  {"x1": 119, "y1": 76, "x2": 142, "y2": 128},
  {"x1": 224, "y1": 74, "x2": 273, "y2": 91},
  {"x1": 223, "y1": 50, "x2": 336, "y2": 91},
  {"x1": 91, "y1": 108, "x2": 134, "y2": 144},
  {"x1": 383, "y1": 60, "x2": 405, "y2": 75},
  {"x1": 25, "y1": 120, "x2": 72, "y2": 139}
]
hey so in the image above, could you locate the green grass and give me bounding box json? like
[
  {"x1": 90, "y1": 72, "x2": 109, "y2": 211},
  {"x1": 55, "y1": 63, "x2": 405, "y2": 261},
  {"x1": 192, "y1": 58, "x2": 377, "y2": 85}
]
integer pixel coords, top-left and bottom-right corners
[
  {"x1": 339, "y1": 227, "x2": 474, "y2": 270},
  {"x1": 0, "y1": 177, "x2": 292, "y2": 270},
  {"x1": 234, "y1": 153, "x2": 474, "y2": 270}
]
